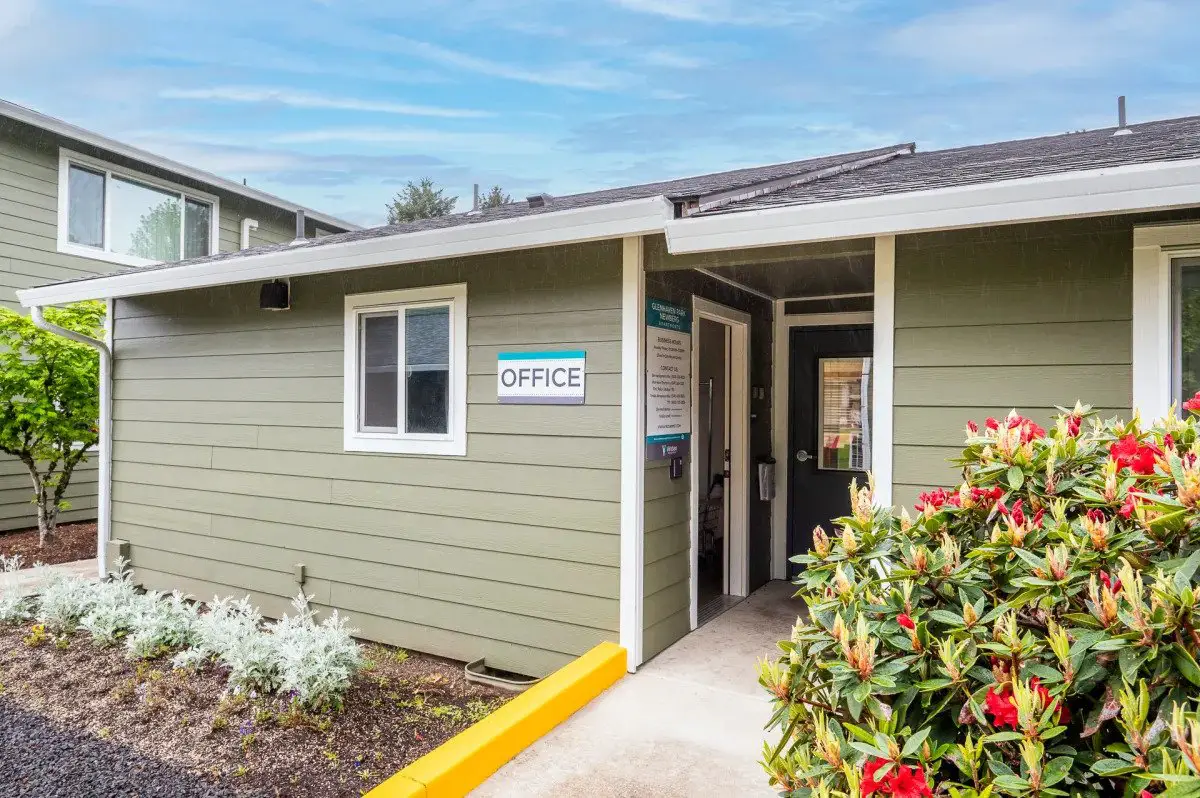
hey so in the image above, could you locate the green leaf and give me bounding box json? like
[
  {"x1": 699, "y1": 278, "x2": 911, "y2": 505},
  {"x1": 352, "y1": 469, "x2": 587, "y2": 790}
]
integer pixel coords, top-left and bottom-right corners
[
  {"x1": 1174, "y1": 550, "x2": 1200, "y2": 592},
  {"x1": 1042, "y1": 756, "x2": 1074, "y2": 787},
  {"x1": 1119, "y1": 646, "x2": 1146, "y2": 684},
  {"x1": 901, "y1": 727, "x2": 931, "y2": 758},
  {"x1": 1173, "y1": 644, "x2": 1200, "y2": 687},
  {"x1": 1007, "y1": 465, "x2": 1025, "y2": 490},
  {"x1": 1091, "y1": 758, "x2": 1140, "y2": 777},
  {"x1": 984, "y1": 731, "x2": 1024, "y2": 743}
]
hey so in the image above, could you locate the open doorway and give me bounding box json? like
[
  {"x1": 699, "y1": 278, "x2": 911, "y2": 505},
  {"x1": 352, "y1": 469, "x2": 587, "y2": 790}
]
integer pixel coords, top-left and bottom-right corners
[{"x1": 689, "y1": 297, "x2": 750, "y2": 629}]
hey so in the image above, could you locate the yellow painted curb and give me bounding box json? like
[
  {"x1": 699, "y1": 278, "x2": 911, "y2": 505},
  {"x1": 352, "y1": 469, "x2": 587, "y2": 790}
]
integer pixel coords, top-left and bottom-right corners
[{"x1": 368, "y1": 642, "x2": 627, "y2": 798}]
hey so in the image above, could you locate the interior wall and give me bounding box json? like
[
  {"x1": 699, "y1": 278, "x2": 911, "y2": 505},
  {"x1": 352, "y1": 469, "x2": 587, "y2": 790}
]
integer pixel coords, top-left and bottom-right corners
[{"x1": 697, "y1": 318, "x2": 728, "y2": 497}]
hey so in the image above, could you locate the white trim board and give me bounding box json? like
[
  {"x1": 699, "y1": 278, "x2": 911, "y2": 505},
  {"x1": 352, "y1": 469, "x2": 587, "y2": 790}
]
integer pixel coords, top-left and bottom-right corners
[
  {"x1": 665, "y1": 157, "x2": 1200, "y2": 254},
  {"x1": 20, "y1": 196, "x2": 675, "y2": 306},
  {"x1": 689, "y1": 297, "x2": 752, "y2": 629},
  {"x1": 1, "y1": 98, "x2": 357, "y2": 232},
  {"x1": 619, "y1": 236, "x2": 646, "y2": 672},
  {"x1": 1132, "y1": 222, "x2": 1200, "y2": 420}
]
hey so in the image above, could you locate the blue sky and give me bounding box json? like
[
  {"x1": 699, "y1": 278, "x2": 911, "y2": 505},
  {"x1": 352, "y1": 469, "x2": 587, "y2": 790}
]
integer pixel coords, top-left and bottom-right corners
[{"x1": 2, "y1": 0, "x2": 1198, "y2": 226}]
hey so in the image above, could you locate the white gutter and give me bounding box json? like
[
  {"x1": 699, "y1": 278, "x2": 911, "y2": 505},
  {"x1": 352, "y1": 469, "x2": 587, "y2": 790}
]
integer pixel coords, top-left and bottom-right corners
[
  {"x1": 30, "y1": 304, "x2": 112, "y2": 580},
  {"x1": 0, "y1": 99, "x2": 360, "y2": 233},
  {"x1": 665, "y1": 156, "x2": 1200, "y2": 253},
  {"x1": 18, "y1": 196, "x2": 676, "y2": 306}
]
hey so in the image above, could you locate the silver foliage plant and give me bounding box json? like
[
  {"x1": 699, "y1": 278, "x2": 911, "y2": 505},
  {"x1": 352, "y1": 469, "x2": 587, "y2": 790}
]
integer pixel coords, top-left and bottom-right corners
[
  {"x1": 0, "y1": 554, "x2": 33, "y2": 623},
  {"x1": 3, "y1": 563, "x2": 362, "y2": 713},
  {"x1": 273, "y1": 593, "x2": 362, "y2": 712}
]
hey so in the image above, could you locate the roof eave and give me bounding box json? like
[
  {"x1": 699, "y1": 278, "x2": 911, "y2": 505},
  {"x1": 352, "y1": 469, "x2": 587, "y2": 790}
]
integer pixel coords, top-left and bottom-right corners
[
  {"x1": 18, "y1": 196, "x2": 674, "y2": 306},
  {"x1": 665, "y1": 156, "x2": 1200, "y2": 253},
  {"x1": 0, "y1": 99, "x2": 361, "y2": 232}
]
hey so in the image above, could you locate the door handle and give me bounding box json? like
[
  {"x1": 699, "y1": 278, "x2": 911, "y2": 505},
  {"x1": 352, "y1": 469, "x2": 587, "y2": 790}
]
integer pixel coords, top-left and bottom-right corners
[{"x1": 795, "y1": 449, "x2": 811, "y2": 463}]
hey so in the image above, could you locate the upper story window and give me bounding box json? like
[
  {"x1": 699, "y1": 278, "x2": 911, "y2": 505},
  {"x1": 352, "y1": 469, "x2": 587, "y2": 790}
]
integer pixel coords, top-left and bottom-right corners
[
  {"x1": 343, "y1": 284, "x2": 468, "y2": 456},
  {"x1": 58, "y1": 149, "x2": 218, "y2": 267}
]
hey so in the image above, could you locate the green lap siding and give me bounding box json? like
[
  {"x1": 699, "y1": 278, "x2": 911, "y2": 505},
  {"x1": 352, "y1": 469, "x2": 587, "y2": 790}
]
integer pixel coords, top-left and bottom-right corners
[
  {"x1": 891, "y1": 218, "x2": 1136, "y2": 510},
  {"x1": 0, "y1": 115, "x2": 324, "y2": 532},
  {"x1": 110, "y1": 241, "x2": 624, "y2": 677}
]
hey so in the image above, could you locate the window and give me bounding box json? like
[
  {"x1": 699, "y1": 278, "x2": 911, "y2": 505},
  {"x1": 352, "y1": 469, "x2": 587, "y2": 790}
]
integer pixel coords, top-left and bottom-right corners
[
  {"x1": 57, "y1": 149, "x2": 218, "y2": 267},
  {"x1": 1175, "y1": 256, "x2": 1200, "y2": 405},
  {"x1": 817, "y1": 357, "x2": 872, "y2": 471},
  {"x1": 344, "y1": 285, "x2": 467, "y2": 455},
  {"x1": 1132, "y1": 223, "x2": 1200, "y2": 418}
]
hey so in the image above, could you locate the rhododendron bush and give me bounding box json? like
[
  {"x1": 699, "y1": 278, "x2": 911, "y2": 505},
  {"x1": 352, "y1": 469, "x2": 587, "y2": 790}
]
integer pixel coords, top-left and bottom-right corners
[{"x1": 760, "y1": 403, "x2": 1200, "y2": 798}]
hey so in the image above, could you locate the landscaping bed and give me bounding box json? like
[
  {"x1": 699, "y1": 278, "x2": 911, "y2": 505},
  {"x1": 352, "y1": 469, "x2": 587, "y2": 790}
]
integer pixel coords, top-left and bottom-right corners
[
  {"x1": 0, "y1": 569, "x2": 510, "y2": 797},
  {"x1": 0, "y1": 521, "x2": 97, "y2": 566}
]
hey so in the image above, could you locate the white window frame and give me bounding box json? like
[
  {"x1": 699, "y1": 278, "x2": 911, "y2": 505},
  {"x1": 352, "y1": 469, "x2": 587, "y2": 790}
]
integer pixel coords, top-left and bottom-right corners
[
  {"x1": 1132, "y1": 223, "x2": 1200, "y2": 420},
  {"x1": 343, "y1": 284, "x2": 468, "y2": 456},
  {"x1": 57, "y1": 148, "x2": 220, "y2": 268}
]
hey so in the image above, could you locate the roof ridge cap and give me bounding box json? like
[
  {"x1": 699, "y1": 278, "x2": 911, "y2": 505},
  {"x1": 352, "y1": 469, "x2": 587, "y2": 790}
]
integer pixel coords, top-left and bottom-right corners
[{"x1": 693, "y1": 144, "x2": 914, "y2": 214}]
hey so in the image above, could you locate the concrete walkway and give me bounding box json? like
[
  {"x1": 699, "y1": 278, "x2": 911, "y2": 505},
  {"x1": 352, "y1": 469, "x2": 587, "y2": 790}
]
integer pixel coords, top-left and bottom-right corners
[
  {"x1": 474, "y1": 580, "x2": 800, "y2": 797},
  {"x1": 0, "y1": 558, "x2": 97, "y2": 596}
]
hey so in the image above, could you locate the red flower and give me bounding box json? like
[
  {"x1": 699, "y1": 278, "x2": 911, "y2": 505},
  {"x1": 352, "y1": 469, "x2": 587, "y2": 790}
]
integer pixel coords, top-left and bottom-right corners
[
  {"x1": 886, "y1": 765, "x2": 934, "y2": 798},
  {"x1": 915, "y1": 487, "x2": 959, "y2": 513},
  {"x1": 861, "y1": 758, "x2": 933, "y2": 798},
  {"x1": 1118, "y1": 493, "x2": 1138, "y2": 519},
  {"x1": 897, "y1": 613, "x2": 916, "y2": 630},
  {"x1": 1000, "y1": 499, "x2": 1027, "y2": 527},
  {"x1": 1065, "y1": 414, "x2": 1082, "y2": 437},
  {"x1": 862, "y1": 758, "x2": 890, "y2": 795},
  {"x1": 1031, "y1": 677, "x2": 1070, "y2": 724},
  {"x1": 1110, "y1": 435, "x2": 1162, "y2": 476},
  {"x1": 1032, "y1": 508, "x2": 1045, "y2": 528},
  {"x1": 1142, "y1": 791, "x2": 1156, "y2": 798},
  {"x1": 985, "y1": 417, "x2": 1000, "y2": 431},
  {"x1": 967, "y1": 420, "x2": 979, "y2": 434},
  {"x1": 985, "y1": 685, "x2": 1019, "y2": 729},
  {"x1": 970, "y1": 485, "x2": 1004, "y2": 507},
  {"x1": 1099, "y1": 571, "x2": 1122, "y2": 594},
  {"x1": 1184, "y1": 391, "x2": 1200, "y2": 413},
  {"x1": 1007, "y1": 414, "x2": 1046, "y2": 444}
]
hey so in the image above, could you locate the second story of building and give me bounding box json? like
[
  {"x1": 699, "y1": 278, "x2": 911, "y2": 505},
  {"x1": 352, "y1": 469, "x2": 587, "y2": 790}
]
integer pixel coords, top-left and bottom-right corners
[{"x1": 0, "y1": 98, "x2": 359, "y2": 310}]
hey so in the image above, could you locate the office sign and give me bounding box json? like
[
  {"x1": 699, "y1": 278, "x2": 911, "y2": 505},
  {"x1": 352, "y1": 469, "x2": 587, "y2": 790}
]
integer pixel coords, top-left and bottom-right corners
[
  {"x1": 646, "y1": 299, "x2": 691, "y2": 460},
  {"x1": 497, "y1": 351, "x2": 586, "y2": 405}
]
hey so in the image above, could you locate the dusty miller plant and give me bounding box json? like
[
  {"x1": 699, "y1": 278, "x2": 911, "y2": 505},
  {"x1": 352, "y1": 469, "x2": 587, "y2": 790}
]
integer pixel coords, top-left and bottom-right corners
[
  {"x1": 272, "y1": 592, "x2": 362, "y2": 712},
  {"x1": 78, "y1": 560, "x2": 141, "y2": 646},
  {"x1": 0, "y1": 302, "x2": 103, "y2": 545},
  {"x1": 124, "y1": 589, "x2": 197, "y2": 660},
  {"x1": 0, "y1": 554, "x2": 33, "y2": 623},
  {"x1": 760, "y1": 404, "x2": 1200, "y2": 798}
]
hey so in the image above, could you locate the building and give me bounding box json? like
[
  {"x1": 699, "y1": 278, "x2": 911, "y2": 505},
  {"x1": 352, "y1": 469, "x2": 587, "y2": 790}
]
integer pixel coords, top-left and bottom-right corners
[
  {"x1": 17, "y1": 107, "x2": 1200, "y2": 676},
  {"x1": 0, "y1": 98, "x2": 357, "y2": 531}
]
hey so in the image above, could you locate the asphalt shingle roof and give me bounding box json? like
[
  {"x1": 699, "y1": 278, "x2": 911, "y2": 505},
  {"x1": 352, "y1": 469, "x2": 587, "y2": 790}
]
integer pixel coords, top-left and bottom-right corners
[
  {"x1": 40, "y1": 144, "x2": 908, "y2": 285},
  {"x1": 699, "y1": 115, "x2": 1200, "y2": 215},
  {"x1": 28, "y1": 113, "x2": 1200, "y2": 292}
]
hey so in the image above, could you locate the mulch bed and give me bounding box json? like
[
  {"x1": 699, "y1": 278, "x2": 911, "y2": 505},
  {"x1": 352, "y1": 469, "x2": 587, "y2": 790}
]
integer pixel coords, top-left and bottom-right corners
[
  {"x1": 0, "y1": 521, "x2": 97, "y2": 567},
  {"x1": 0, "y1": 626, "x2": 510, "y2": 797}
]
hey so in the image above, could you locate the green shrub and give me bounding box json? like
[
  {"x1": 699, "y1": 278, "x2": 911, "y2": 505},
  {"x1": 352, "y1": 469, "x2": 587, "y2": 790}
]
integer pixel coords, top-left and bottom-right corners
[{"x1": 760, "y1": 404, "x2": 1200, "y2": 798}]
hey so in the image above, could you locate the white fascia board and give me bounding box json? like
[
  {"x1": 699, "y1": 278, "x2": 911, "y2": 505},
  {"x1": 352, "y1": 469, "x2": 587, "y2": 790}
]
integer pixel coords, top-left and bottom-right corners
[
  {"x1": 18, "y1": 196, "x2": 675, "y2": 306},
  {"x1": 665, "y1": 157, "x2": 1200, "y2": 253},
  {"x1": 0, "y1": 99, "x2": 359, "y2": 233}
]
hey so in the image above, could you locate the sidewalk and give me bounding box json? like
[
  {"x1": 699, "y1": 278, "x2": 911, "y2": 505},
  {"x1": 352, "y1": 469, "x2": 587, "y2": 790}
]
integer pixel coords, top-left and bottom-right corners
[
  {"x1": 0, "y1": 558, "x2": 97, "y2": 596},
  {"x1": 473, "y1": 580, "x2": 799, "y2": 797}
]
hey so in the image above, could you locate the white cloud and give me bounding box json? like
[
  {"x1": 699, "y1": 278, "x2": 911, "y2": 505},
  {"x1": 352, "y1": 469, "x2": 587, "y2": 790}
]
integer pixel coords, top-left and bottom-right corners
[
  {"x1": 640, "y1": 49, "x2": 706, "y2": 69},
  {"x1": 884, "y1": 0, "x2": 1184, "y2": 78},
  {"x1": 0, "y1": 0, "x2": 36, "y2": 40},
  {"x1": 159, "y1": 86, "x2": 492, "y2": 118},
  {"x1": 388, "y1": 37, "x2": 633, "y2": 91},
  {"x1": 606, "y1": 0, "x2": 845, "y2": 26},
  {"x1": 271, "y1": 126, "x2": 550, "y2": 154}
]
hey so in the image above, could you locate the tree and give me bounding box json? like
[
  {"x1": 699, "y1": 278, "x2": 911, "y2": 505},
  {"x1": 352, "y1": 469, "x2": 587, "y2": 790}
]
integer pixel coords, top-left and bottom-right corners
[
  {"x1": 480, "y1": 185, "x2": 513, "y2": 209},
  {"x1": 386, "y1": 178, "x2": 457, "y2": 224},
  {"x1": 128, "y1": 198, "x2": 181, "y2": 262},
  {"x1": 0, "y1": 302, "x2": 104, "y2": 546}
]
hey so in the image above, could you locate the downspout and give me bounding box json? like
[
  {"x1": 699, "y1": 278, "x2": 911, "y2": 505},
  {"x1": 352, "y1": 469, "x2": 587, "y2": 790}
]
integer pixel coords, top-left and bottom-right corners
[
  {"x1": 30, "y1": 304, "x2": 112, "y2": 580},
  {"x1": 240, "y1": 218, "x2": 259, "y2": 250}
]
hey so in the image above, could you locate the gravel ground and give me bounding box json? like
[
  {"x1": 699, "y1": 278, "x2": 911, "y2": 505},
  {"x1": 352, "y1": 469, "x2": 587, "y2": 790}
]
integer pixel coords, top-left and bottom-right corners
[{"x1": 0, "y1": 696, "x2": 252, "y2": 798}]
